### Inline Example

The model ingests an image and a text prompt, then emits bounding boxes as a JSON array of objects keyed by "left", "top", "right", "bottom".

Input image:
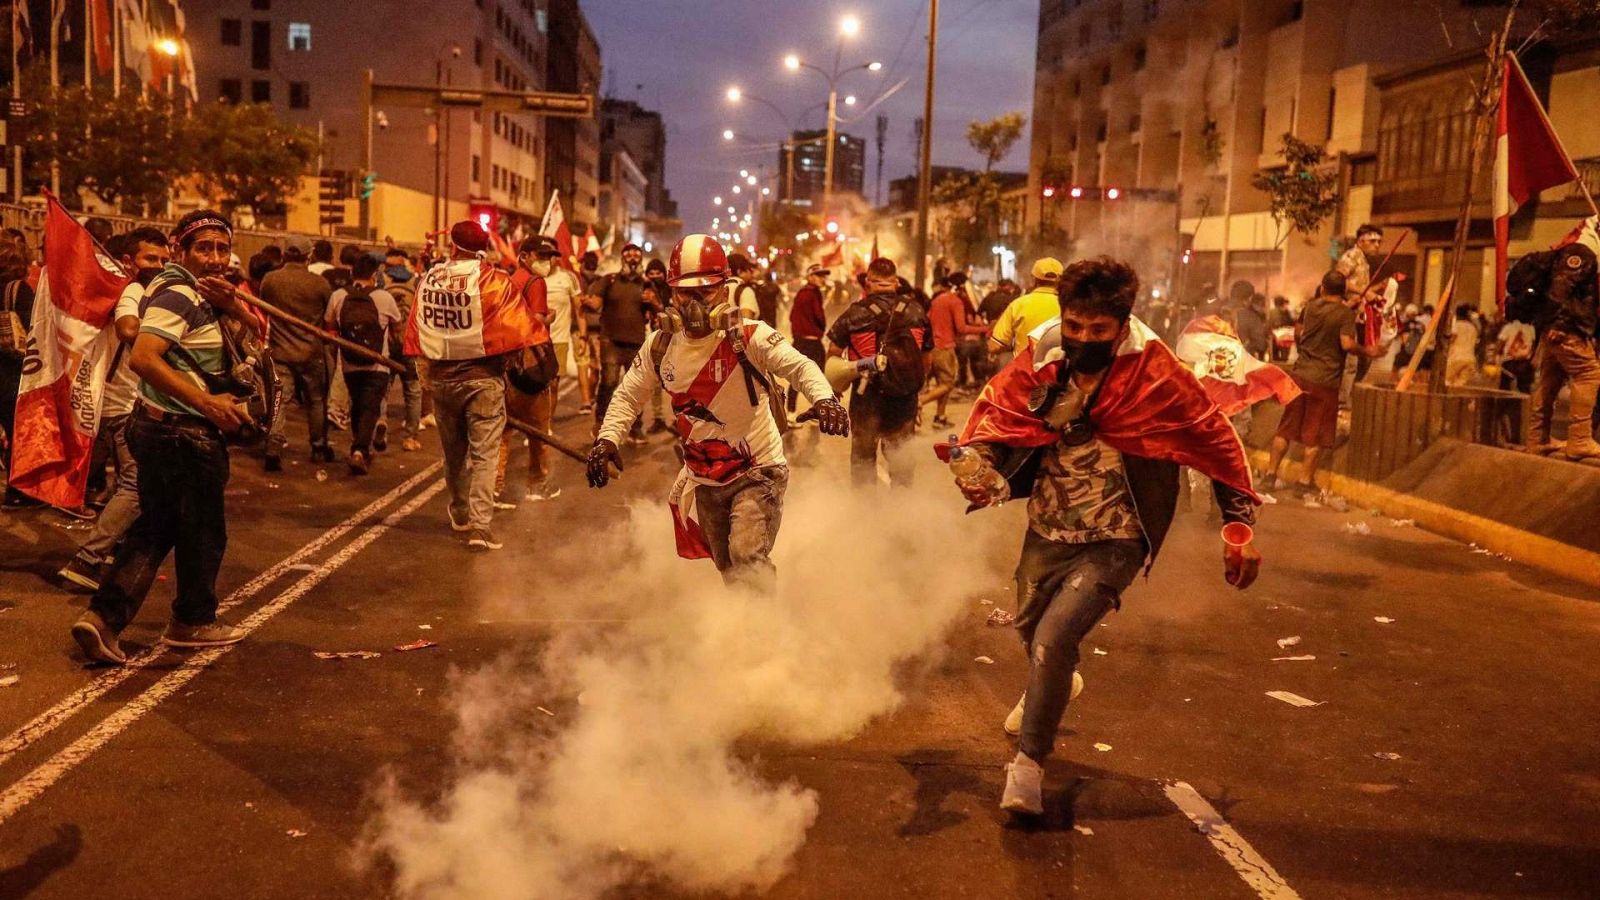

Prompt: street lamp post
[
  {"left": 432, "top": 43, "right": 461, "bottom": 236},
  {"left": 783, "top": 20, "right": 880, "bottom": 216},
  {"left": 913, "top": 0, "right": 939, "bottom": 292}
]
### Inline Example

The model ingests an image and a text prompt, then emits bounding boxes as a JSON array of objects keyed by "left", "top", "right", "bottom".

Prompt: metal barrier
[{"left": 1347, "top": 383, "right": 1529, "bottom": 483}]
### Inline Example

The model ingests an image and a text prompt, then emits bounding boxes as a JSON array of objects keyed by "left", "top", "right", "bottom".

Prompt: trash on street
[{"left": 1266, "top": 690, "right": 1324, "bottom": 707}]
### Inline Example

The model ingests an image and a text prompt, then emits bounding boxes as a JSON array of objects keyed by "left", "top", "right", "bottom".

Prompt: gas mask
[{"left": 661, "top": 284, "right": 734, "bottom": 338}]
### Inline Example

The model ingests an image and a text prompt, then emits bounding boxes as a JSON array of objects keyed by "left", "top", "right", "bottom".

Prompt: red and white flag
[
  {"left": 1174, "top": 315, "right": 1302, "bottom": 418},
  {"left": 1494, "top": 52, "right": 1580, "bottom": 309},
  {"left": 539, "top": 190, "right": 576, "bottom": 269},
  {"left": 9, "top": 194, "right": 131, "bottom": 508}
]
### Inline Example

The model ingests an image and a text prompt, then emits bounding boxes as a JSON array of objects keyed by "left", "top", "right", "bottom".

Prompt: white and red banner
[
  {"left": 539, "top": 190, "right": 576, "bottom": 269},
  {"left": 1494, "top": 52, "right": 1581, "bottom": 309},
  {"left": 9, "top": 194, "right": 130, "bottom": 508},
  {"left": 1174, "top": 315, "right": 1302, "bottom": 418},
  {"left": 402, "top": 258, "right": 538, "bottom": 361}
]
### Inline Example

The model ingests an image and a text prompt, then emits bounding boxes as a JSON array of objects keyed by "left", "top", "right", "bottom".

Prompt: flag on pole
[
  {"left": 538, "top": 191, "right": 576, "bottom": 269},
  {"left": 91, "top": 0, "right": 114, "bottom": 73},
  {"left": 8, "top": 194, "right": 131, "bottom": 509},
  {"left": 1173, "top": 315, "right": 1302, "bottom": 417},
  {"left": 1494, "top": 52, "right": 1580, "bottom": 310}
]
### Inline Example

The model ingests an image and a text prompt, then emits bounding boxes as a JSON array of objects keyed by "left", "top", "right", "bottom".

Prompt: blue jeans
[
  {"left": 89, "top": 413, "right": 230, "bottom": 633},
  {"left": 1012, "top": 531, "right": 1146, "bottom": 761}
]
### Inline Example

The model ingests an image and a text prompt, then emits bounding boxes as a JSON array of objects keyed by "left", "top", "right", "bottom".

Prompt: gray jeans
[
  {"left": 432, "top": 377, "right": 506, "bottom": 532},
  {"left": 1012, "top": 531, "right": 1146, "bottom": 762},
  {"left": 76, "top": 414, "right": 140, "bottom": 565},
  {"left": 695, "top": 465, "right": 788, "bottom": 591}
]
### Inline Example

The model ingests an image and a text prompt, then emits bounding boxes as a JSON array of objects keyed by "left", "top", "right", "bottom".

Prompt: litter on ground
[
  {"left": 1093, "top": 742, "right": 1113, "bottom": 752},
  {"left": 1342, "top": 521, "right": 1372, "bottom": 536},
  {"left": 1092, "top": 647, "right": 1108, "bottom": 656},
  {"left": 394, "top": 639, "right": 438, "bottom": 652},
  {"left": 312, "top": 650, "right": 380, "bottom": 660},
  {"left": 985, "top": 608, "right": 1015, "bottom": 626},
  {"left": 974, "top": 656, "right": 995, "bottom": 665},
  {"left": 1388, "top": 518, "right": 1415, "bottom": 527},
  {"left": 1074, "top": 825, "right": 1095, "bottom": 835},
  {"left": 1272, "top": 655, "right": 1316, "bottom": 662},
  {"left": 1266, "top": 690, "right": 1324, "bottom": 708},
  {"left": 0, "top": 674, "right": 18, "bottom": 688},
  {"left": 1373, "top": 752, "right": 1402, "bottom": 760},
  {"left": 536, "top": 706, "right": 556, "bottom": 717},
  {"left": 1374, "top": 616, "right": 1395, "bottom": 624},
  {"left": 1276, "top": 635, "right": 1302, "bottom": 649}
]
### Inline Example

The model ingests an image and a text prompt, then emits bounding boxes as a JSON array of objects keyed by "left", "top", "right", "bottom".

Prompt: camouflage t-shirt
[{"left": 1027, "top": 438, "right": 1144, "bottom": 544}]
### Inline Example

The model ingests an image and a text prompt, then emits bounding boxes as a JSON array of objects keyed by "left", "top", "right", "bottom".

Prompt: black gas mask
[{"left": 663, "top": 284, "right": 734, "bottom": 338}]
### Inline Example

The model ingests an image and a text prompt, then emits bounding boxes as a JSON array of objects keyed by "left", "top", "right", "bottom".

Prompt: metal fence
[{"left": 1346, "top": 383, "right": 1528, "bottom": 483}]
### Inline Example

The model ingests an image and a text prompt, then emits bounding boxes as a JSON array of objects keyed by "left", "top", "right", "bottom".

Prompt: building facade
[
  {"left": 186, "top": 0, "right": 604, "bottom": 241},
  {"left": 544, "top": 0, "right": 602, "bottom": 231},
  {"left": 1026, "top": 0, "right": 1540, "bottom": 308},
  {"left": 779, "top": 129, "right": 866, "bottom": 203}
]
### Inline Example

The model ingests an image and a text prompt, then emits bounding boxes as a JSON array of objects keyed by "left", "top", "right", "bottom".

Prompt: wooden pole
[
  {"left": 505, "top": 416, "right": 590, "bottom": 466},
  {"left": 243, "top": 294, "right": 406, "bottom": 375},
  {"left": 1396, "top": 274, "right": 1454, "bottom": 393}
]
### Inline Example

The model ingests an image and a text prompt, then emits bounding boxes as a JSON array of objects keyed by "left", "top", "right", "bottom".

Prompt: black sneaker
[
  {"left": 648, "top": 419, "right": 671, "bottom": 435},
  {"left": 58, "top": 556, "right": 102, "bottom": 592},
  {"left": 71, "top": 611, "right": 127, "bottom": 665},
  {"left": 162, "top": 618, "right": 248, "bottom": 648},
  {"left": 311, "top": 444, "right": 335, "bottom": 463},
  {"left": 467, "top": 529, "right": 504, "bottom": 551},
  {"left": 373, "top": 422, "right": 389, "bottom": 452},
  {"left": 348, "top": 450, "right": 370, "bottom": 476}
]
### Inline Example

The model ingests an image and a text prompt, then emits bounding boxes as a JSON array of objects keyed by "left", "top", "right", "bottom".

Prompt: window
[
  {"left": 536, "top": 9, "right": 547, "bottom": 32},
  {"left": 474, "top": 39, "right": 483, "bottom": 66},
  {"left": 251, "top": 80, "right": 271, "bottom": 103},
  {"left": 1095, "top": 122, "right": 1107, "bottom": 142},
  {"left": 250, "top": 21, "right": 271, "bottom": 70},
  {"left": 289, "top": 81, "right": 310, "bottom": 108},
  {"left": 221, "top": 19, "right": 242, "bottom": 46},
  {"left": 1144, "top": 0, "right": 1160, "bottom": 21},
  {"left": 250, "top": 0, "right": 269, "bottom": 9},
  {"left": 472, "top": 154, "right": 481, "bottom": 184},
  {"left": 219, "top": 78, "right": 242, "bottom": 103},
  {"left": 287, "top": 23, "right": 310, "bottom": 52}
]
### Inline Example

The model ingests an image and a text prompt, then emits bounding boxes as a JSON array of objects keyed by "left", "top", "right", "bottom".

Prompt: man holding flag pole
[{"left": 1494, "top": 51, "right": 1600, "bottom": 461}]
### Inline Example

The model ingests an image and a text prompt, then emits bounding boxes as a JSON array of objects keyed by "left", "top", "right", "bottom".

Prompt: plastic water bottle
[{"left": 948, "top": 436, "right": 1009, "bottom": 506}]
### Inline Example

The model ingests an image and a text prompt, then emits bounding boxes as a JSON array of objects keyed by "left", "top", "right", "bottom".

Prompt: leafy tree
[
  {"left": 967, "top": 113, "right": 1026, "bottom": 172},
  {"left": 932, "top": 113, "right": 1029, "bottom": 266},
  {"left": 1249, "top": 133, "right": 1339, "bottom": 247},
  {"left": 188, "top": 102, "right": 318, "bottom": 215}
]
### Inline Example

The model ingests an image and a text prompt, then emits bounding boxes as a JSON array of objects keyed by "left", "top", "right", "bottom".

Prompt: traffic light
[
  {"left": 469, "top": 201, "right": 498, "bottom": 236},
  {"left": 359, "top": 171, "right": 378, "bottom": 200},
  {"left": 318, "top": 171, "right": 348, "bottom": 227},
  {"left": 1041, "top": 185, "right": 1057, "bottom": 199}
]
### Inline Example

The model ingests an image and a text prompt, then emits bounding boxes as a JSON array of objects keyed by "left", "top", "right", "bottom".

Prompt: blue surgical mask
[{"left": 385, "top": 265, "right": 413, "bottom": 284}]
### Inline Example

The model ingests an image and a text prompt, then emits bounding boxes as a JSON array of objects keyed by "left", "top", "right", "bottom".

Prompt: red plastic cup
[{"left": 1221, "top": 522, "right": 1254, "bottom": 548}]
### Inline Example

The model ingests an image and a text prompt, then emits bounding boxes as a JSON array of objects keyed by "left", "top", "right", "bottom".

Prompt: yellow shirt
[{"left": 990, "top": 286, "right": 1059, "bottom": 351}]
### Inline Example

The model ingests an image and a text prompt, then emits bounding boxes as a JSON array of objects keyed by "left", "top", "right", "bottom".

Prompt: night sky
[{"left": 586, "top": 0, "right": 1037, "bottom": 233}]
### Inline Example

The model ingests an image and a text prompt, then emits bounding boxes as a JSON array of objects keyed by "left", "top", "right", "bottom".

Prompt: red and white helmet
[{"left": 667, "top": 234, "right": 730, "bottom": 288}]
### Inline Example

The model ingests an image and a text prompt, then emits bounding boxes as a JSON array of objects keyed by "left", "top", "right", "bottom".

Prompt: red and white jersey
[{"left": 598, "top": 321, "right": 834, "bottom": 486}]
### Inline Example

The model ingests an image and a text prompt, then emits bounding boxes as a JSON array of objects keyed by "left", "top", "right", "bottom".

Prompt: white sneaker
[
  {"left": 1000, "top": 752, "right": 1045, "bottom": 815},
  {"left": 1002, "top": 671, "right": 1083, "bottom": 736},
  {"left": 447, "top": 509, "right": 471, "bottom": 532},
  {"left": 524, "top": 483, "right": 562, "bottom": 502}
]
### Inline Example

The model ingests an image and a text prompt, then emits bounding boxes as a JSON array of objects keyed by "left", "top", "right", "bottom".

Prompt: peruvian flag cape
[
  {"left": 403, "top": 257, "right": 539, "bottom": 360},
  {"left": 955, "top": 316, "right": 1257, "bottom": 499},
  {"left": 9, "top": 194, "right": 131, "bottom": 507},
  {"left": 1173, "top": 315, "right": 1302, "bottom": 418}
]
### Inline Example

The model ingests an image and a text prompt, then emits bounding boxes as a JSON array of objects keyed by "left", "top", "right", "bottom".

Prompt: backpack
[
  {"left": 0, "top": 281, "right": 26, "bottom": 361},
  {"left": 336, "top": 286, "right": 387, "bottom": 366},
  {"left": 870, "top": 295, "right": 925, "bottom": 398}
]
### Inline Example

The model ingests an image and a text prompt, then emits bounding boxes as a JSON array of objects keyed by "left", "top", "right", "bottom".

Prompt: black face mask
[
  {"left": 1061, "top": 336, "right": 1117, "bottom": 374},
  {"left": 135, "top": 266, "right": 163, "bottom": 287}
]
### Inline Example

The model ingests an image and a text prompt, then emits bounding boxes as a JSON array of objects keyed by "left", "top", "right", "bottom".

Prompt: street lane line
[
  {"left": 0, "top": 478, "right": 446, "bottom": 825},
  {"left": 0, "top": 462, "right": 442, "bottom": 770},
  {"left": 1163, "top": 781, "right": 1302, "bottom": 900}
]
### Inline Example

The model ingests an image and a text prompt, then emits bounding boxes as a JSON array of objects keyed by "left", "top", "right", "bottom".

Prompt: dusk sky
[{"left": 586, "top": 0, "right": 1038, "bottom": 234}]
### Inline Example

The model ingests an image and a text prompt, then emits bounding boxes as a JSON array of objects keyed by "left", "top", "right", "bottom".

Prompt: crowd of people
[{"left": 2, "top": 199, "right": 1594, "bottom": 820}]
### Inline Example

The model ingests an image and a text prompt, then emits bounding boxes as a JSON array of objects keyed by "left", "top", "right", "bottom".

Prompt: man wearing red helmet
[{"left": 586, "top": 234, "right": 849, "bottom": 589}]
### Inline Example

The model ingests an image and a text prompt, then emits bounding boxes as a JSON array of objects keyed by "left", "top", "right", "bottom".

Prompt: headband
[{"left": 174, "top": 216, "right": 233, "bottom": 246}]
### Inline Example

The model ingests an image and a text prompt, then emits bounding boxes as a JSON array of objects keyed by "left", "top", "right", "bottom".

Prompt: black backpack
[
  {"left": 870, "top": 295, "right": 925, "bottom": 398},
  {"left": 336, "top": 286, "right": 387, "bottom": 366}
]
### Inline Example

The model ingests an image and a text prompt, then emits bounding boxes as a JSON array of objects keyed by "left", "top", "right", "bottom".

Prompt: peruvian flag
[
  {"left": 9, "top": 194, "right": 131, "bottom": 508},
  {"left": 951, "top": 316, "right": 1257, "bottom": 500},
  {"left": 1494, "top": 53, "right": 1580, "bottom": 309},
  {"left": 91, "top": 0, "right": 114, "bottom": 74},
  {"left": 1174, "top": 315, "right": 1301, "bottom": 418},
  {"left": 539, "top": 190, "right": 576, "bottom": 269}
]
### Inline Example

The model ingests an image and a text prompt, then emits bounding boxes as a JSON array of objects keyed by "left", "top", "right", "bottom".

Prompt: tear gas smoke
[{"left": 364, "top": 466, "right": 1020, "bottom": 899}]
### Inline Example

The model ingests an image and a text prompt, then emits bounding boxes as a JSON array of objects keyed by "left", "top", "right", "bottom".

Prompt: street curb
[{"left": 1249, "top": 449, "right": 1600, "bottom": 591}]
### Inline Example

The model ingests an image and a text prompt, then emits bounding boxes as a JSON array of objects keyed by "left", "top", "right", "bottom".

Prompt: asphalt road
[{"left": 1, "top": 381, "right": 1598, "bottom": 900}]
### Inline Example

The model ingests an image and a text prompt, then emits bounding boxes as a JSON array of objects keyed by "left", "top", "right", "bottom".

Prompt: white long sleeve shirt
[{"left": 598, "top": 321, "right": 835, "bottom": 485}]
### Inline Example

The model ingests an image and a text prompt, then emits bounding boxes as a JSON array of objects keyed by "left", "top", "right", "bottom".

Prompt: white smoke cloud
[{"left": 363, "top": 460, "right": 1021, "bottom": 899}]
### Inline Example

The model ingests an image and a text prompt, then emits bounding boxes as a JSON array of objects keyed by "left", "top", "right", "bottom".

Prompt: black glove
[
  {"left": 586, "top": 438, "right": 623, "bottom": 488},
  {"left": 797, "top": 396, "right": 850, "bottom": 437}
]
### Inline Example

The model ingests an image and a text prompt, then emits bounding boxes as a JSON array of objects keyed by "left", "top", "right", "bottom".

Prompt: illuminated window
[{"left": 287, "top": 22, "right": 310, "bottom": 52}]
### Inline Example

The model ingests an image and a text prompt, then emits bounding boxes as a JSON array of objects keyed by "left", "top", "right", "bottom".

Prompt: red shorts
[{"left": 1275, "top": 376, "right": 1340, "bottom": 449}]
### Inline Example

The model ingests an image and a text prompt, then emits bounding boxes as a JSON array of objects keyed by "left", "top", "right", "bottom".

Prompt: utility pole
[
  {"left": 823, "top": 87, "right": 837, "bottom": 214},
  {"left": 10, "top": 3, "right": 23, "bottom": 201},
  {"left": 432, "top": 60, "right": 444, "bottom": 236},
  {"left": 875, "top": 113, "right": 887, "bottom": 207},
  {"left": 913, "top": 0, "right": 939, "bottom": 293}
]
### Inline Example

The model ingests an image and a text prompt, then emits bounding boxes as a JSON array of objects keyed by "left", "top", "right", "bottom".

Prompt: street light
[
  {"left": 746, "top": 175, "right": 758, "bottom": 186},
  {"left": 722, "top": 129, "right": 735, "bottom": 141},
  {"left": 840, "top": 14, "right": 861, "bottom": 37},
  {"left": 739, "top": 169, "right": 749, "bottom": 178},
  {"left": 156, "top": 38, "right": 180, "bottom": 57},
  {"left": 783, "top": 47, "right": 883, "bottom": 215},
  {"left": 784, "top": 54, "right": 801, "bottom": 71},
  {"left": 844, "top": 95, "right": 857, "bottom": 106},
  {"left": 726, "top": 86, "right": 742, "bottom": 102},
  {"left": 713, "top": 195, "right": 722, "bottom": 206}
]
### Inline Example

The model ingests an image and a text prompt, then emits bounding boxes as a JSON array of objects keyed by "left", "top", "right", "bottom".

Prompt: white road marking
[
  {"left": 0, "top": 478, "right": 446, "bottom": 825},
  {"left": 1163, "top": 781, "right": 1303, "bottom": 900},
  {"left": 0, "top": 463, "right": 442, "bottom": 769}
]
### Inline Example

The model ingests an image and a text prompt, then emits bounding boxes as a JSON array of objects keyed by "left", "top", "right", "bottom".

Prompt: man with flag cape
[{"left": 938, "top": 257, "right": 1262, "bottom": 818}]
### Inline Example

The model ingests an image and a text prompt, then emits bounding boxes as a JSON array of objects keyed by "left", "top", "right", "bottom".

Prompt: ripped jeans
[
  {"left": 1012, "top": 531, "right": 1146, "bottom": 762},
  {"left": 695, "top": 465, "right": 789, "bottom": 593}
]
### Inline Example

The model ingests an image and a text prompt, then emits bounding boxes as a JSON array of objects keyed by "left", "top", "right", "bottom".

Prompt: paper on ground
[{"left": 1266, "top": 690, "right": 1323, "bottom": 708}]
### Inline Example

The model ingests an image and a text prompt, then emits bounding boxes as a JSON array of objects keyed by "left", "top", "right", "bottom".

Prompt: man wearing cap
[
  {"left": 260, "top": 237, "right": 335, "bottom": 468},
  {"left": 787, "top": 264, "right": 831, "bottom": 412},
  {"left": 587, "top": 234, "right": 849, "bottom": 590},
  {"left": 586, "top": 242, "right": 650, "bottom": 435},
  {"left": 990, "top": 257, "right": 1064, "bottom": 355},
  {"left": 404, "top": 221, "right": 544, "bottom": 551},
  {"left": 71, "top": 210, "right": 261, "bottom": 665}
]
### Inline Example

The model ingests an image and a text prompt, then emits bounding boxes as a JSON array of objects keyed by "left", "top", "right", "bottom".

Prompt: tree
[
  {"left": 1249, "top": 133, "right": 1340, "bottom": 247},
  {"left": 967, "top": 112, "right": 1026, "bottom": 172},
  {"left": 188, "top": 102, "right": 319, "bottom": 215},
  {"left": 930, "top": 113, "right": 1029, "bottom": 266}
]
